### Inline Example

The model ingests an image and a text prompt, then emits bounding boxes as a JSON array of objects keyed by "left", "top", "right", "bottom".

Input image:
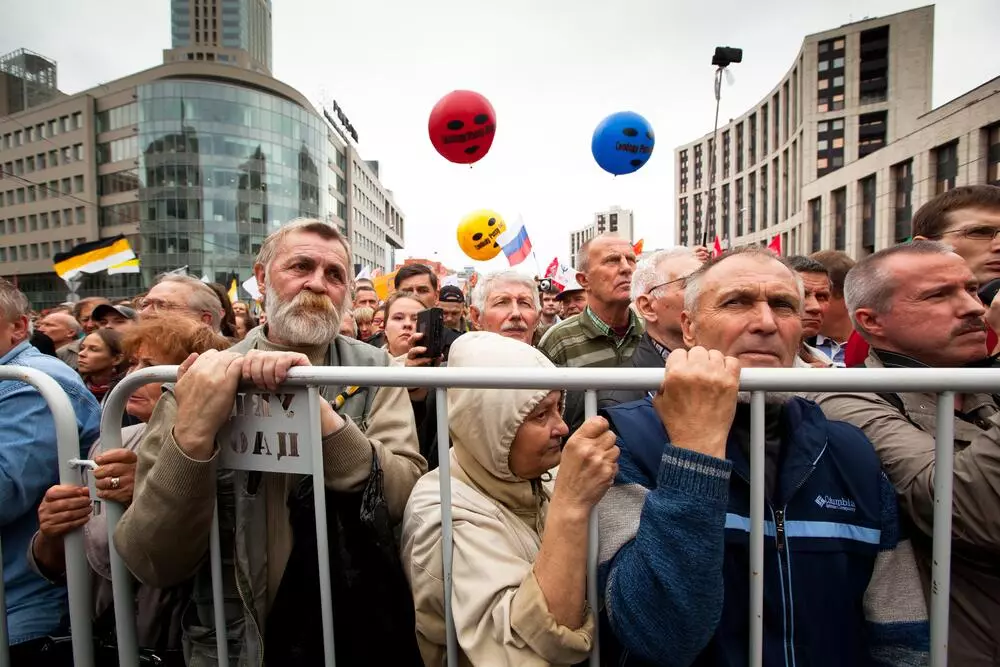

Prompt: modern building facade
[
  {"left": 569, "top": 205, "right": 635, "bottom": 268},
  {"left": 348, "top": 153, "right": 404, "bottom": 275},
  {"left": 0, "top": 49, "right": 61, "bottom": 117},
  {"left": 0, "top": 62, "right": 403, "bottom": 307},
  {"left": 673, "top": 6, "right": 1000, "bottom": 258},
  {"left": 166, "top": 0, "right": 273, "bottom": 75}
]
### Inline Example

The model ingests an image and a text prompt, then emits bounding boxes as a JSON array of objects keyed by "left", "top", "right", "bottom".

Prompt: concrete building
[
  {"left": 673, "top": 5, "right": 1000, "bottom": 258},
  {"left": 0, "top": 43, "right": 403, "bottom": 307},
  {"left": 0, "top": 49, "right": 61, "bottom": 117},
  {"left": 165, "top": 0, "right": 273, "bottom": 75},
  {"left": 569, "top": 205, "right": 635, "bottom": 268}
]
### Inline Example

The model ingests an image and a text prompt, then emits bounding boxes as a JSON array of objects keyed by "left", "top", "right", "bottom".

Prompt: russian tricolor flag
[{"left": 501, "top": 222, "right": 533, "bottom": 267}]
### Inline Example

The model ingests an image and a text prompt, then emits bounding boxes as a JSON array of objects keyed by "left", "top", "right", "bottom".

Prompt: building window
[
  {"left": 817, "top": 117, "right": 846, "bottom": 177},
  {"left": 810, "top": 197, "right": 823, "bottom": 252},
  {"left": 817, "top": 36, "right": 846, "bottom": 113},
  {"left": 679, "top": 197, "right": 689, "bottom": 245},
  {"left": 934, "top": 141, "right": 959, "bottom": 194},
  {"left": 858, "top": 111, "right": 888, "bottom": 157},
  {"left": 892, "top": 159, "right": 913, "bottom": 242},
  {"left": 987, "top": 123, "right": 1000, "bottom": 186},
  {"left": 694, "top": 144, "right": 703, "bottom": 190},
  {"left": 694, "top": 194, "right": 703, "bottom": 244},
  {"left": 735, "top": 178, "right": 744, "bottom": 236},
  {"left": 760, "top": 165, "right": 768, "bottom": 228},
  {"left": 860, "top": 174, "right": 876, "bottom": 254},
  {"left": 722, "top": 130, "right": 731, "bottom": 179},
  {"left": 736, "top": 124, "right": 744, "bottom": 173},
  {"left": 679, "top": 149, "right": 689, "bottom": 193},
  {"left": 748, "top": 171, "right": 757, "bottom": 233},
  {"left": 74, "top": 175, "right": 84, "bottom": 193},
  {"left": 761, "top": 104, "right": 769, "bottom": 156},
  {"left": 748, "top": 114, "right": 757, "bottom": 166},
  {"left": 721, "top": 184, "right": 730, "bottom": 237}
]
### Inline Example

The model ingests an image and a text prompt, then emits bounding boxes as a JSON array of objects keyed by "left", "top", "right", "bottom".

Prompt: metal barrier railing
[
  {"left": 0, "top": 366, "right": 90, "bottom": 667},
  {"left": 7, "top": 364, "right": 988, "bottom": 666}
]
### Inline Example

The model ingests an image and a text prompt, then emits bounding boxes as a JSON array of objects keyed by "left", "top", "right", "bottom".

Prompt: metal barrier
[
  {"left": 8, "top": 364, "right": 990, "bottom": 666},
  {"left": 0, "top": 365, "right": 90, "bottom": 667}
]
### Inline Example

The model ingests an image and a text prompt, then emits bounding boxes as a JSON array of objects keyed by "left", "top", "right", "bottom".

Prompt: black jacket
[{"left": 597, "top": 332, "right": 666, "bottom": 410}]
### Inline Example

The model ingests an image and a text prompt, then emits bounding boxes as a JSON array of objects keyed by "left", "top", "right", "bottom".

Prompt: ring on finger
[{"left": 110, "top": 476, "right": 121, "bottom": 490}]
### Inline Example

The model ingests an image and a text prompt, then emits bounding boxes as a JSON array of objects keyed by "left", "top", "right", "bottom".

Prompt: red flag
[
  {"left": 767, "top": 235, "right": 782, "bottom": 255},
  {"left": 633, "top": 239, "right": 644, "bottom": 255},
  {"left": 712, "top": 235, "right": 723, "bottom": 258},
  {"left": 544, "top": 256, "right": 559, "bottom": 279}
]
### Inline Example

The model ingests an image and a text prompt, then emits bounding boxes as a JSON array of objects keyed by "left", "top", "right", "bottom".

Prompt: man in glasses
[
  {"left": 599, "top": 247, "right": 702, "bottom": 408},
  {"left": 138, "top": 274, "right": 225, "bottom": 333}
]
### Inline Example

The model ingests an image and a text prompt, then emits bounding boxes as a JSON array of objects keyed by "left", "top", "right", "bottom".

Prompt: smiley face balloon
[{"left": 457, "top": 210, "right": 507, "bottom": 262}]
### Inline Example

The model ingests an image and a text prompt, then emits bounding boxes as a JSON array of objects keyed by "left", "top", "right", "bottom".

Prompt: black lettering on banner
[
  {"left": 473, "top": 226, "right": 504, "bottom": 250},
  {"left": 442, "top": 123, "right": 496, "bottom": 144},
  {"left": 276, "top": 432, "right": 300, "bottom": 461},
  {"left": 231, "top": 430, "right": 250, "bottom": 454},
  {"left": 253, "top": 394, "right": 272, "bottom": 418},
  {"left": 252, "top": 431, "right": 272, "bottom": 456}
]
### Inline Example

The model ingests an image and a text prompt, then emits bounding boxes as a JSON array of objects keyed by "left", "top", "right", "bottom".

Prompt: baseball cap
[
  {"left": 439, "top": 285, "right": 465, "bottom": 304},
  {"left": 91, "top": 304, "right": 138, "bottom": 322}
]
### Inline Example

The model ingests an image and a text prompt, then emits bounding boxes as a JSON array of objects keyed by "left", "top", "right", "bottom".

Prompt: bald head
[{"left": 37, "top": 312, "right": 83, "bottom": 348}]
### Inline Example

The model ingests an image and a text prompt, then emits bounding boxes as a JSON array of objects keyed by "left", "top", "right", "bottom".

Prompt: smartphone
[
  {"left": 979, "top": 278, "right": 1000, "bottom": 306},
  {"left": 415, "top": 307, "right": 444, "bottom": 359}
]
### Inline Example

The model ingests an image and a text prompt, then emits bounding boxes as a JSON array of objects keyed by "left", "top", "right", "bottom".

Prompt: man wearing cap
[
  {"left": 532, "top": 281, "right": 562, "bottom": 346},
  {"left": 91, "top": 303, "right": 139, "bottom": 332},
  {"left": 556, "top": 276, "right": 587, "bottom": 319},
  {"left": 438, "top": 285, "right": 471, "bottom": 333}
]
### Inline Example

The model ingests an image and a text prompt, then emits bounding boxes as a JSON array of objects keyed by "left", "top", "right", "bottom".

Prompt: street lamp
[{"left": 702, "top": 46, "right": 743, "bottom": 247}]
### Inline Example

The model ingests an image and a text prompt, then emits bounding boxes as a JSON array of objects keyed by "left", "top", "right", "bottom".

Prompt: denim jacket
[{"left": 1, "top": 341, "right": 101, "bottom": 644}]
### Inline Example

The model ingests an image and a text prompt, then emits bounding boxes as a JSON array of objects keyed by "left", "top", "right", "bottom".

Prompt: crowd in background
[{"left": 1, "top": 184, "right": 999, "bottom": 666}]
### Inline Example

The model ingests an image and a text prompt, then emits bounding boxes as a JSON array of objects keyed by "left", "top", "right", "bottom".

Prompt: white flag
[
  {"left": 356, "top": 266, "right": 372, "bottom": 281},
  {"left": 442, "top": 274, "right": 460, "bottom": 288},
  {"left": 241, "top": 275, "right": 262, "bottom": 301}
]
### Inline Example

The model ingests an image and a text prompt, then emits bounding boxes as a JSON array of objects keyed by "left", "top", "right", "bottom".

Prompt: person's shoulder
[
  {"left": 791, "top": 397, "right": 881, "bottom": 468},
  {"left": 537, "top": 315, "right": 583, "bottom": 350},
  {"left": 3, "top": 344, "right": 87, "bottom": 392},
  {"left": 336, "top": 334, "right": 392, "bottom": 366}
]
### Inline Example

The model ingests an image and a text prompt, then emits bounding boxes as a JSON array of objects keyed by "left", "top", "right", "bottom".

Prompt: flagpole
[{"left": 531, "top": 251, "right": 542, "bottom": 278}]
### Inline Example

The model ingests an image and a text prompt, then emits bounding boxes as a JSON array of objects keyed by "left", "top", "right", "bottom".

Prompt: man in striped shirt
[{"left": 538, "top": 234, "right": 643, "bottom": 430}]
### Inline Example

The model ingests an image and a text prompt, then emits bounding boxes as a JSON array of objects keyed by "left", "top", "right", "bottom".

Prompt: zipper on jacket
[
  {"left": 773, "top": 509, "right": 786, "bottom": 552},
  {"left": 233, "top": 542, "right": 265, "bottom": 667}
]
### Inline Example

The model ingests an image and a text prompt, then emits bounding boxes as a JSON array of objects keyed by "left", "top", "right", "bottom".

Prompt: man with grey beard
[
  {"left": 115, "top": 218, "right": 425, "bottom": 664},
  {"left": 595, "top": 247, "right": 924, "bottom": 666}
]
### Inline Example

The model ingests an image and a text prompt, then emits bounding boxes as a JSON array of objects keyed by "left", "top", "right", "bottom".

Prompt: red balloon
[{"left": 428, "top": 90, "right": 497, "bottom": 165}]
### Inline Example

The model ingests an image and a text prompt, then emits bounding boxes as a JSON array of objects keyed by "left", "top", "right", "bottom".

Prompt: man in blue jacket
[
  {"left": 597, "top": 248, "right": 928, "bottom": 666},
  {"left": 0, "top": 279, "right": 101, "bottom": 665}
]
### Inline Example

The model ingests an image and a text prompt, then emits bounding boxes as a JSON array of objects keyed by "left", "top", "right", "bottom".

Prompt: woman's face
[
  {"left": 77, "top": 333, "right": 117, "bottom": 375},
  {"left": 372, "top": 310, "right": 385, "bottom": 331},
  {"left": 508, "top": 391, "right": 569, "bottom": 479},
  {"left": 125, "top": 344, "right": 170, "bottom": 422},
  {"left": 357, "top": 319, "right": 373, "bottom": 341},
  {"left": 385, "top": 298, "right": 423, "bottom": 356},
  {"left": 232, "top": 302, "right": 248, "bottom": 316}
]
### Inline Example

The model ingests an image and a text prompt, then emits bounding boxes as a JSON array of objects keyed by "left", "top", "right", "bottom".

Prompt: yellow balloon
[{"left": 457, "top": 210, "right": 507, "bottom": 262}]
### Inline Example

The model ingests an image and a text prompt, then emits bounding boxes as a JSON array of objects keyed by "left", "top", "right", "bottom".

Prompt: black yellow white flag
[{"left": 53, "top": 235, "right": 136, "bottom": 281}]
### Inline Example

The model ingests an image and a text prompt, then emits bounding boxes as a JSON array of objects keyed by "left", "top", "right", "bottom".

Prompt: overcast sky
[{"left": 2, "top": 0, "right": 998, "bottom": 274}]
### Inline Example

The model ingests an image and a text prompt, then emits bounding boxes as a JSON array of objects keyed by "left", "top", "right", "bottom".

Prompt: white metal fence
[{"left": 3, "top": 363, "right": 989, "bottom": 667}]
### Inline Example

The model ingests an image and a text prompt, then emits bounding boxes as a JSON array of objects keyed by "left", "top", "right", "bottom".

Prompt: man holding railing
[
  {"left": 809, "top": 240, "right": 1000, "bottom": 666},
  {"left": 0, "top": 279, "right": 102, "bottom": 666},
  {"left": 595, "top": 247, "right": 927, "bottom": 666},
  {"left": 114, "top": 218, "right": 425, "bottom": 664}
]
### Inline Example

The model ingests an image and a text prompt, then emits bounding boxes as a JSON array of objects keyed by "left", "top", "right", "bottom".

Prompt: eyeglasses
[
  {"left": 140, "top": 299, "right": 190, "bottom": 313},
  {"left": 646, "top": 273, "right": 694, "bottom": 296},
  {"left": 939, "top": 226, "right": 1000, "bottom": 242}
]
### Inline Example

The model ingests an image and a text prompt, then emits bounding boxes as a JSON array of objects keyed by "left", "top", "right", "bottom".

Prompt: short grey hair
[
  {"left": 156, "top": 274, "right": 225, "bottom": 331},
  {"left": 684, "top": 246, "right": 804, "bottom": 314},
  {"left": 631, "top": 247, "right": 697, "bottom": 301},
  {"left": 577, "top": 232, "right": 622, "bottom": 274},
  {"left": 471, "top": 270, "right": 539, "bottom": 312},
  {"left": 844, "top": 239, "right": 954, "bottom": 338},
  {"left": 0, "top": 278, "right": 30, "bottom": 322},
  {"left": 255, "top": 217, "right": 353, "bottom": 280}
]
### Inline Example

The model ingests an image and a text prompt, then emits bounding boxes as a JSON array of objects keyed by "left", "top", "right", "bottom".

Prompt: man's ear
[
  {"left": 254, "top": 264, "right": 266, "bottom": 295},
  {"left": 470, "top": 306, "right": 482, "bottom": 328},
  {"left": 576, "top": 270, "right": 589, "bottom": 291},
  {"left": 634, "top": 294, "right": 657, "bottom": 323},
  {"left": 680, "top": 310, "right": 696, "bottom": 349},
  {"left": 853, "top": 308, "right": 882, "bottom": 339}
]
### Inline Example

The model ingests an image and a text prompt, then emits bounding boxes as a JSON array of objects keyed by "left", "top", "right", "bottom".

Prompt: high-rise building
[
  {"left": 673, "top": 6, "right": 1000, "bottom": 258},
  {"left": 0, "top": 6, "right": 404, "bottom": 307},
  {"left": 569, "top": 205, "right": 634, "bottom": 268},
  {"left": 0, "top": 49, "right": 61, "bottom": 117},
  {"left": 165, "top": 0, "right": 273, "bottom": 75}
]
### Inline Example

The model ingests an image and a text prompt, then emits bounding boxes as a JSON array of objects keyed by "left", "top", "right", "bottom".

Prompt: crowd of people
[{"left": 1, "top": 184, "right": 999, "bottom": 666}]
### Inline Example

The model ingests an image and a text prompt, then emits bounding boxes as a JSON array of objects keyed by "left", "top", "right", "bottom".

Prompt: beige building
[
  {"left": 673, "top": 5, "right": 1000, "bottom": 258},
  {"left": 569, "top": 205, "right": 635, "bottom": 268},
  {"left": 347, "top": 151, "right": 405, "bottom": 274}
]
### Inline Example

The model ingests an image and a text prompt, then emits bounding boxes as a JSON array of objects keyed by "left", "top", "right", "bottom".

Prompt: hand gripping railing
[
  {"left": 0, "top": 366, "right": 91, "bottom": 667},
  {"left": 86, "top": 365, "right": 989, "bottom": 666}
]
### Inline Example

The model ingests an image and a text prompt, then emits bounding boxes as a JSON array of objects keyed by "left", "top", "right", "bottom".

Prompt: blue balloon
[{"left": 591, "top": 111, "right": 655, "bottom": 176}]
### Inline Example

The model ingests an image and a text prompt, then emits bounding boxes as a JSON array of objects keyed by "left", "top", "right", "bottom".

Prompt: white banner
[{"left": 218, "top": 387, "right": 316, "bottom": 474}]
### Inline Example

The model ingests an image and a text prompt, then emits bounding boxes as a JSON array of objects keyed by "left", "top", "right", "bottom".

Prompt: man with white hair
[
  {"left": 36, "top": 312, "right": 83, "bottom": 367},
  {"left": 0, "top": 279, "right": 101, "bottom": 663},
  {"left": 116, "top": 218, "right": 425, "bottom": 663},
  {"left": 597, "top": 247, "right": 925, "bottom": 666},
  {"left": 139, "top": 274, "right": 225, "bottom": 332},
  {"left": 469, "top": 270, "right": 540, "bottom": 346},
  {"left": 599, "top": 247, "right": 702, "bottom": 408}
]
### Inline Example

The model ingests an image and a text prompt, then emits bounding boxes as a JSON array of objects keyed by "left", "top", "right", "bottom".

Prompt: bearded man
[{"left": 115, "top": 218, "right": 425, "bottom": 663}]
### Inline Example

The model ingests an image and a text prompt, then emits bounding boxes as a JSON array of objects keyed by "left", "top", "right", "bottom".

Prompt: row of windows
[
  {"left": 1, "top": 113, "right": 83, "bottom": 152},
  {"left": 0, "top": 237, "right": 87, "bottom": 264},
  {"left": 1, "top": 145, "right": 85, "bottom": 181},
  {"left": 96, "top": 104, "right": 138, "bottom": 134},
  {"left": 1, "top": 206, "right": 87, "bottom": 236},
  {"left": 97, "top": 136, "right": 140, "bottom": 165},
  {"left": 0, "top": 175, "right": 86, "bottom": 206}
]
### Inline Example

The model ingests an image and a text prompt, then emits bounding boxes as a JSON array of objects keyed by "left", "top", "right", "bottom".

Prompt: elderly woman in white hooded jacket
[{"left": 401, "top": 331, "right": 620, "bottom": 666}]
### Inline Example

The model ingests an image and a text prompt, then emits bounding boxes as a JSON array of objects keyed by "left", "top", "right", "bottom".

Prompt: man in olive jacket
[
  {"left": 807, "top": 241, "right": 1000, "bottom": 666},
  {"left": 115, "top": 219, "right": 425, "bottom": 665}
]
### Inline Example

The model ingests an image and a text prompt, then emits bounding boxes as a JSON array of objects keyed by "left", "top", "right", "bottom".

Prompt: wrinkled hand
[
  {"left": 653, "top": 347, "right": 740, "bottom": 460},
  {"left": 693, "top": 245, "right": 712, "bottom": 263},
  {"left": 37, "top": 485, "right": 92, "bottom": 540},
  {"left": 242, "top": 349, "right": 311, "bottom": 391},
  {"left": 552, "top": 416, "right": 620, "bottom": 513},
  {"left": 173, "top": 350, "right": 244, "bottom": 458},
  {"left": 93, "top": 448, "right": 138, "bottom": 504}
]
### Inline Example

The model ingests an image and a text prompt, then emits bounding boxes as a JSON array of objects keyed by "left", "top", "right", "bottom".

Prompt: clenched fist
[
  {"left": 552, "top": 416, "right": 620, "bottom": 512},
  {"left": 653, "top": 347, "right": 740, "bottom": 460}
]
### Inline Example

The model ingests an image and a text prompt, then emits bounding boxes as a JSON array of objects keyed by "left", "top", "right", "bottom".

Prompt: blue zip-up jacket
[
  {"left": 1, "top": 341, "right": 101, "bottom": 644},
  {"left": 596, "top": 395, "right": 929, "bottom": 667}
]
